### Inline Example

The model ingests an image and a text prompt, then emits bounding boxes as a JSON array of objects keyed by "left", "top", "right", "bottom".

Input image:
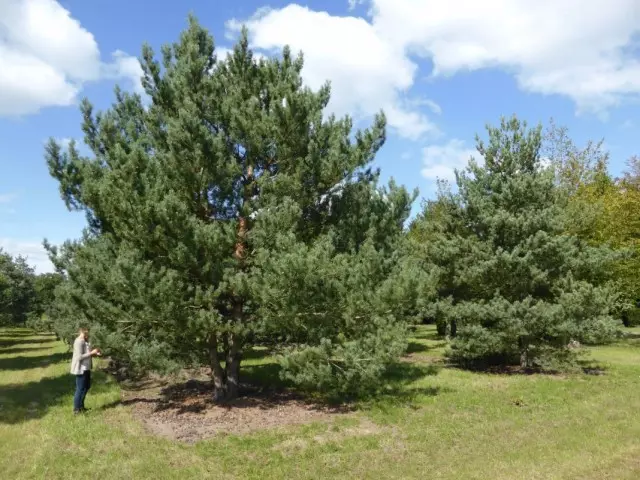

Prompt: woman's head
[{"left": 78, "top": 327, "right": 89, "bottom": 340}]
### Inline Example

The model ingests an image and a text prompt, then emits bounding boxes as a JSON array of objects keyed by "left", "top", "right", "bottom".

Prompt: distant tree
[
  {"left": 411, "top": 117, "right": 619, "bottom": 369},
  {"left": 544, "top": 124, "right": 640, "bottom": 325},
  {"left": 46, "top": 18, "right": 417, "bottom": 400},
  {"left": 0, "top": 249, "right": 36, "bottom": 325},
  {"left": 25, "top": 272, "right": 65, "bottom": 333},
  {"left": 407, "top": 180, "right": 462, "bottom": 336}
]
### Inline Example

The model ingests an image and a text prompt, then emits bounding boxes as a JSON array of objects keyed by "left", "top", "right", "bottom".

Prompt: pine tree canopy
[
  {"left": 45, "top": 17, "right": 417, "bottom": 400},
  {"left": 410, "top": 116, "right": 620, "bottom": 369}
]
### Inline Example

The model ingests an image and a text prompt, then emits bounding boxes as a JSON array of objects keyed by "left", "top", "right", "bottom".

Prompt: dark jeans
[{"left": 73, "top": 371, "right": 91, "bottom": 412}]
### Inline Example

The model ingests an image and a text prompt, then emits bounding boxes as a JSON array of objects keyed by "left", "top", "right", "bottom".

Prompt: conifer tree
[
  {"left": 0, "top": 249, "right": 36, "bottom": 325},
  {"left": 46, "top": 18, "right": 415, "bottom": 400},
  {"left": 411, "top": 117, "right": 619, "bottom": 369}
]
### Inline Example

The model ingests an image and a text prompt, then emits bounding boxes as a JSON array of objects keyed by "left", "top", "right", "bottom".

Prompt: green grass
[{"left": 2, "top": 326, "right": 640, "bottom": 479}]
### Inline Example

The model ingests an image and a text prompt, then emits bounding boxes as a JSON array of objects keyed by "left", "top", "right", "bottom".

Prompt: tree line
[
  {"left": 0, "top": 251, "right": 63, "bottom": 332},
  {"left": 3, "top": 17, "right": 638, "bottom": 401}
]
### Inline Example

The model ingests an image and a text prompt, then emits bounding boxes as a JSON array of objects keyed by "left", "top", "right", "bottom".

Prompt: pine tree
[
  {"left": 45, "top": 17, "right": 415, "bottom": 400},
  {"left": 411, "top": 117, "right": 619, "bottom": 369},
  {"left": 0, "top": 249, "right": 36, "bottom": 326}
]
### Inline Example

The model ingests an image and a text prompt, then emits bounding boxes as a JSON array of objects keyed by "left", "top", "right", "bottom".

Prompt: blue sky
[{"left": 1, "top": 0, "right": 639, "bottom": 272}]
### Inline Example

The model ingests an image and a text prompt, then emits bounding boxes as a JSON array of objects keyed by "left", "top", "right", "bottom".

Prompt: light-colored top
[{"left": 70, "top": 336, "right": 93, "bottom": 375}]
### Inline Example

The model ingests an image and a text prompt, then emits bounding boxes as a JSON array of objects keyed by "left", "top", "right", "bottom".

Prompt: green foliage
[
  {"left": 545, "top": 124, "right": 640, "bottom": 322},
  {"left": 45, "top": 17, "right": 415, "bottom": 400},
  {"left": 24, "top": 273, "right": 64, "bottom": 333},
  {"left": 410, "top": 116, "right": 620, "bottom": 369},
  {"left": 0, "top": 250, "right": 36, "bottom": 326}
]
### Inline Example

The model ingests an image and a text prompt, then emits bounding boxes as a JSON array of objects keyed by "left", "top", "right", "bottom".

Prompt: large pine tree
[
  {"left": 46, "top": 18, "right": 415, "bottom": 400},
  {"left": 411, "top": 117, "right": 619, "bottom": 369}
]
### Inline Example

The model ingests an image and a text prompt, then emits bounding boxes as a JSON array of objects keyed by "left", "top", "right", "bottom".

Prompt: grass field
[{"left": 2, "top": 327, "right": 640, "bottom": 479}]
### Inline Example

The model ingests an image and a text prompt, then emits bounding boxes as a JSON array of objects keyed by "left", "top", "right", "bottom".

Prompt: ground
[{"left": 1, "top": 327, "right": 640, "bottom": 479}]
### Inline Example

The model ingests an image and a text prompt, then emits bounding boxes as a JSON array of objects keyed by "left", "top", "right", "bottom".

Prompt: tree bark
[
  {"left": 225, "top": 330, "right": 241, "bottom": 400},
  {"left": 209, "top": 334, "right": 227, "bottom": 402},
  {"left": 520, "top": 350, "right": 529, "bottom": 369},
  {"left": 208, "top": 165, "right": 250, "bottom": 402}
]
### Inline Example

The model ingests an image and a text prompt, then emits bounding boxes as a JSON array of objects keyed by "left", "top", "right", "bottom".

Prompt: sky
[{"left": 1, "top": 0, "right": 640, "bottom": 273}]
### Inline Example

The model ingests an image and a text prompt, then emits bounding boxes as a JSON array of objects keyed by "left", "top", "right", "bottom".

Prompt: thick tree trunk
[
  {"left": 209, "top": 332, "right": 243, "bottom": 402},
  {"left": 450, "top": 319, "right": 457, "bottom": 338},
  {"left": 209, "top": 335, "right": 228, "bottom": 402}
]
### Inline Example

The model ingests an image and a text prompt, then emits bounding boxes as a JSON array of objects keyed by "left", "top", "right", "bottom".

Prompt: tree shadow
[
  {"left": 100, "top": 358, "right": 444, "bottom": 417},
  {"left": 0, "top": 346, "right": 53, "bottom": 355},
  {"left": 0, "top": 371, "right": 110, "bottom": 424},
  {"left": 242, "top": 347, "right": 273, "bottom": 362},
  {"left": 0, "top": 338, "right": 57, "bottom": 347},
  {"left": 406, "top": 341, "right": 447, "bottom": 355},
  {"left": 0, "top": 353, "right": 69, "bottom": 371},
  {"left": 411, "top": 329, "right": 441, "bottom": 342},
  {"left": 0, "top": 331, "right": 40, "bottom": 337},
  {"left": 622, "top": 331, "right": 640, "bottom": 340}
]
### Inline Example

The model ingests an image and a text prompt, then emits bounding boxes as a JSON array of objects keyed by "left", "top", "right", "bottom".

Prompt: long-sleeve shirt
[{"left": 70, "top": 336, "right": 93, "bottom": 375}]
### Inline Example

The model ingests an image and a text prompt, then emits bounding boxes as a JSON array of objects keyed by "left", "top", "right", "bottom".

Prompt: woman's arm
[{"left": 75, "top": 338, "right": 97, "bottom": 360}]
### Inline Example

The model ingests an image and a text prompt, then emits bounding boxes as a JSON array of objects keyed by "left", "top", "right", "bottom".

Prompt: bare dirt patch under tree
[{"left": 110, "top": 373, "right": 353, "bottom": 443}]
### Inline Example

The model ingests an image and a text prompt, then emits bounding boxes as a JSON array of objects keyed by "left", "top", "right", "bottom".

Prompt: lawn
[{"left": 2, "top": 327, "right": 640, "bottom": 479}]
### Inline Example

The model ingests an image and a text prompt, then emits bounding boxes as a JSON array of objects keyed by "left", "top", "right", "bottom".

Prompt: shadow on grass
[
  {"left": 101, "top": 360, "right": 444, "bottom": 416},
  {"left": 0, "top": 370, "right": 110, "bottom": 424},
  {"left": 0, "top": 331, "right": 39, "bottom": 337},
  {"left": 0, "top": 338, "right": 57, "bottom": 348},
  {"left": 365, "top": 362, "right": 444, "bottom": 407},
  {"left": 242, "top": 347, "right": 273, "bottom": 362},
  {"left": 0, "top": 346, "right": 54, "bottom": 355},
  {"left": 406, "top": 341, "right": 447, "bottom": 355},
  {"left": 0, "top": 352, "right": 69, "bottom": 371},
  {"left": 411, "top": 330, "right": 442, "bottom": 342}
]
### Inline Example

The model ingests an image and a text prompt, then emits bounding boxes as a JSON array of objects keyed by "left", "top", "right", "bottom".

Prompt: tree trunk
[
  {"left": 209, "top": 331, "right": 243, "bottom": 402},
  {"left": 450, "top": 319, "right": 457, "bottom": 338},
  {"left": 225, "top": 330, "right": 241, "bottom": 400},
  {"left": 209, "top": 334, "right": 227, "bottom": 402},
  {"left": 519, "top": 348, "right": 529, "bottom": 369},
  {"left": 208, "top": 165, "right": 250, "bottom": 402}
]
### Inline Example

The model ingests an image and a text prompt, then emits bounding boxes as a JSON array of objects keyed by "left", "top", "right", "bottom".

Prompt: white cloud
[
  {"left": 421, "top": 139, "right": 478, "bottom": 183},
  {"left": 370, "top": 0, "right": 640, "bottom": 113},
  {"left": 348, "top": 0, "right": 367, "bottom": 11},
  {"left": 226, "top": 5, "right": 437, "bottom": 139},
  {"left": 0, "top": 0, "right": 142, "bottom": 116},
  {"left": 229, "top": 0, "right": 640, "bottom": 134},
  {"left": 0, "top": 238, "right": 53, "bottom": 274},
  {"left": 103, "top": 50, "right": 145, "bottom": 95}
]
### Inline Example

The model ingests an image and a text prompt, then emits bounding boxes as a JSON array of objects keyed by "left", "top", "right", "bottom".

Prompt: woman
[{"left": 70, "top": 328, "right": 101, "bottom": 414}]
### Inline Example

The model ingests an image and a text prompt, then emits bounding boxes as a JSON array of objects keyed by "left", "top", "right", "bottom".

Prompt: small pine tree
[
  {"left": 412, "top": 117, "right": 620, "bottom": 369},
  {"left": 45, "top": 17, "right": 415, "bottom": 400}
]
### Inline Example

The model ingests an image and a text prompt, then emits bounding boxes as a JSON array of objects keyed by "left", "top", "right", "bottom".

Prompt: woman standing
[{"left": 70, "top": 328, "right": 101, "bottom": 414}]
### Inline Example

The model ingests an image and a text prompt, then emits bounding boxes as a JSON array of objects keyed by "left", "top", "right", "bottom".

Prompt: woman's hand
[{"left": 90, "top": 348, "right": 100, "bottom": 356}]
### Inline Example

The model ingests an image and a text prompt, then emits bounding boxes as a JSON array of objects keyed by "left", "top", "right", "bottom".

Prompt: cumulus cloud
[
  {"left": 0, "top": 238, "right": 53, "bottom": 274},
  {"left": 103, "top": 50, "right": 145, "bottom": 95},
  {"left": 421, "top": 139, "right": 478, "bottom": 183},
  {"left": 228, "top": 0, "right": 640, "bottom": 138},
  {"left": 0, "top": 0, "right": 142, "bottom": 116},
  {"left": 370, "top": 0, "right": 640, "bottom": 113},
  {"left": 226, "top": 5, "right": 437, "bottom": 139}
]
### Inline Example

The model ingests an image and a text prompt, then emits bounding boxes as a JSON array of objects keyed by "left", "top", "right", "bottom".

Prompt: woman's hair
[{"left": 78, "top": 327, "right": 89, "bottom": 335}]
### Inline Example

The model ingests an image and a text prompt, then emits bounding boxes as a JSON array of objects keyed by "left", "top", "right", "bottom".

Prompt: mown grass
[{"left": 2, "top": 326, "right": 640, "bottom": 479}]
